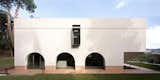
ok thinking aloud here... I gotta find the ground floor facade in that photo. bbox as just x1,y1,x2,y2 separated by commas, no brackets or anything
15,52,123,72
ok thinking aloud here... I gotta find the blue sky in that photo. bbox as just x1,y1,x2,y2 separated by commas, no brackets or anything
18,0,160,49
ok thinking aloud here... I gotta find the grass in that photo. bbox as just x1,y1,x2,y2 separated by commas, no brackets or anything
127,62,160,71
0,74,160,80
0,57,14,68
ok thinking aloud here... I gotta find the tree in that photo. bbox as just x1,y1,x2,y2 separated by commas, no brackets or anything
14,0,37,18
0,10,9,50
0,0,37,56
0,10,7,31
0,10,13,50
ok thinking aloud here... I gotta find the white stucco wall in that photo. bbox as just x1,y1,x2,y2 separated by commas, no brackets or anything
14,18,146,68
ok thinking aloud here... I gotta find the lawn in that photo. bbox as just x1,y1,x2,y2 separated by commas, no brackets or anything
127,62,160,71
0,57,14,68
0,74,160,80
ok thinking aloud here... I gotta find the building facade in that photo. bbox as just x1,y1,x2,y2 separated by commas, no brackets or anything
14,18,146,73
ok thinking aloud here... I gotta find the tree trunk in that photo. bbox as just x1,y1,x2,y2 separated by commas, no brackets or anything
14,2,20,18
6,5,14,57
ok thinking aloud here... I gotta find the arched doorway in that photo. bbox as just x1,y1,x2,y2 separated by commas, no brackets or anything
85,53,105,69
27,53,45,69
56,53,75,69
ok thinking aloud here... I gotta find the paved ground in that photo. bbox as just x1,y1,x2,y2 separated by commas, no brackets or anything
0,74,7,76
124,64,160,74
6,64,160,75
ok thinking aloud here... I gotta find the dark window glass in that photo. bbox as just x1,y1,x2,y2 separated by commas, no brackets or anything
72,25,80,48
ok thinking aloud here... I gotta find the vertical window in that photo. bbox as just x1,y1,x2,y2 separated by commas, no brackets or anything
71,25,80,48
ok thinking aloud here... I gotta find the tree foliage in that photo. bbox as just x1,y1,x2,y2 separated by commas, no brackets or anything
0,10,7,31
0,10,10,50
0,0,37,17
0,0,37,56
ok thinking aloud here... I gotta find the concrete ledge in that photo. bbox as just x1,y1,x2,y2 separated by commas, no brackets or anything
45,66,56,73
13,66,124,74
105,66,124,72
15,66,26,70
75,66,85,73
75,66,85,71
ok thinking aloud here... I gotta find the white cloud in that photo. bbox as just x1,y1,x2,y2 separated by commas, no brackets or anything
116,0,126,9
147,26,160,49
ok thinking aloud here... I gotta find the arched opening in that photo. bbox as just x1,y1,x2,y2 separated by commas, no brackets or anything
56,53,75,69
85,53,105,69
27,53,45,69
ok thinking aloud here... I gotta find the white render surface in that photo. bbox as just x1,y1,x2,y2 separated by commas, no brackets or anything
14,18,146,68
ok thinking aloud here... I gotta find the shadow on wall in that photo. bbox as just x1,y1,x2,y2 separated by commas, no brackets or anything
121,20,145,52
84,19,145,66
85,19,145,52
25,30,44,69
32,30,42,52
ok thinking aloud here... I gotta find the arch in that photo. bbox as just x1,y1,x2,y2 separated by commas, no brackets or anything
27,52,45,69
85,52,105,69
56,52,75,69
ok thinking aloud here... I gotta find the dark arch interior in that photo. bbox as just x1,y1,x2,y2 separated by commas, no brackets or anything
85,53,105,69
27,53,45,69
56,53,75,69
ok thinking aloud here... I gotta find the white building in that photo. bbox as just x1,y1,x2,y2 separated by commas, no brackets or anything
14,18,146,73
